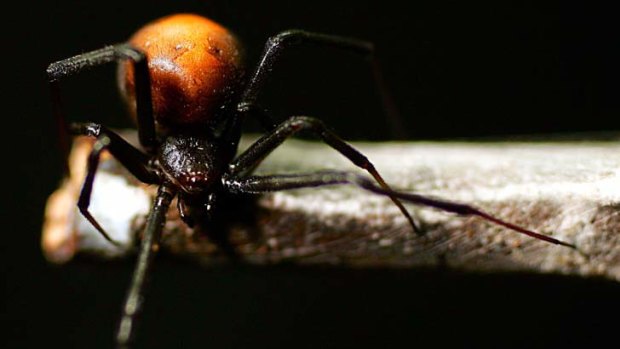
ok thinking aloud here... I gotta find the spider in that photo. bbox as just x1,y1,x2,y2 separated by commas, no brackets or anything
46,13,575,348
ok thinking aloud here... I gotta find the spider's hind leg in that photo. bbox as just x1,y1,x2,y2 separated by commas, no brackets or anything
240,30,406,139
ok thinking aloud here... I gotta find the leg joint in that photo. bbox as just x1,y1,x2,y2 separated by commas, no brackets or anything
284,115,325,131
114,44,146,63
69,122,102,137
267,30,307,48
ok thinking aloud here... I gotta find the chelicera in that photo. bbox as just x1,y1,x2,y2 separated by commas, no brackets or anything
47,13,576,348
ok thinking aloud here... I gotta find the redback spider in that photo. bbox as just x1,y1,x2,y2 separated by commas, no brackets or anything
46,13,576,348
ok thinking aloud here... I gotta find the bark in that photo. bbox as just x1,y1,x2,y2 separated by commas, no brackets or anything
42,132,620,281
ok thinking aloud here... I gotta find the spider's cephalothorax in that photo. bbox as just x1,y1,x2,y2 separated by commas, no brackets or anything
47,12,576,348
156,134,232,196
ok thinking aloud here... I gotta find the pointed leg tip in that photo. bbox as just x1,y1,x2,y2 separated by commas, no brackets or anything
410,219,426,237
558,240,582,253
561,241,578,250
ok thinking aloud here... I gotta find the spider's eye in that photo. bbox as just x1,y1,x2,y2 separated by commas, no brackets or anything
158,135,219,195
177,171,211,194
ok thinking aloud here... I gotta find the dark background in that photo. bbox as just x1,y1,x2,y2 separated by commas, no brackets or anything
5,1,619,348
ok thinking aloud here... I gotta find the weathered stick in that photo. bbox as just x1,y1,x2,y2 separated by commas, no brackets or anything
42,132,620,281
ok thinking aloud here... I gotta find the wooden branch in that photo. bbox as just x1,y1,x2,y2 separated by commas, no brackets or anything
42,132,620,282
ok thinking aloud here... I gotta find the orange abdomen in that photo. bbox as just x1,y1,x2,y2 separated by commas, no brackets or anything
119,13,244,129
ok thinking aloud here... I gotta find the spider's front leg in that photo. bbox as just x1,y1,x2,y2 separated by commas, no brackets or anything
71,123,159,245
47,43,158,163
223,116,421,234
116,184,176,348
223,171,577,249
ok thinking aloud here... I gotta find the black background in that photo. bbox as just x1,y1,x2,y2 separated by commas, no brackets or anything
5,1,619,348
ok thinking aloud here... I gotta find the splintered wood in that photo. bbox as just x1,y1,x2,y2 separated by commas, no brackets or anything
42,133,620,281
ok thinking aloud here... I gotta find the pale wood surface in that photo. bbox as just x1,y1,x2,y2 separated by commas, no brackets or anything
42,133,620,281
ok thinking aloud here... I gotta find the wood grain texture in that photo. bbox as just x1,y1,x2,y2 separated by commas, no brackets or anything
42,132,620,281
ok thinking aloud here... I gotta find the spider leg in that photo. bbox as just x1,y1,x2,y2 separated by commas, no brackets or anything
236,102,278,131
47,44,157,155
116,184,176,348
215,103,278,157
223,171,576,249
72,123,159,245
199,193,241,261
239,30,405,138
225,116,421,234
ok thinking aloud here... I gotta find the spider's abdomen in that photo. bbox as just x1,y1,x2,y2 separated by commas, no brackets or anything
119,13,245,130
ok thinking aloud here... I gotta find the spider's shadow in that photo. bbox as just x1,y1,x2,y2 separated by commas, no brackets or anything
199,192,263,262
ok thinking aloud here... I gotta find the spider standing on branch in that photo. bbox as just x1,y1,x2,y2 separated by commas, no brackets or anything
46,13,576,348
